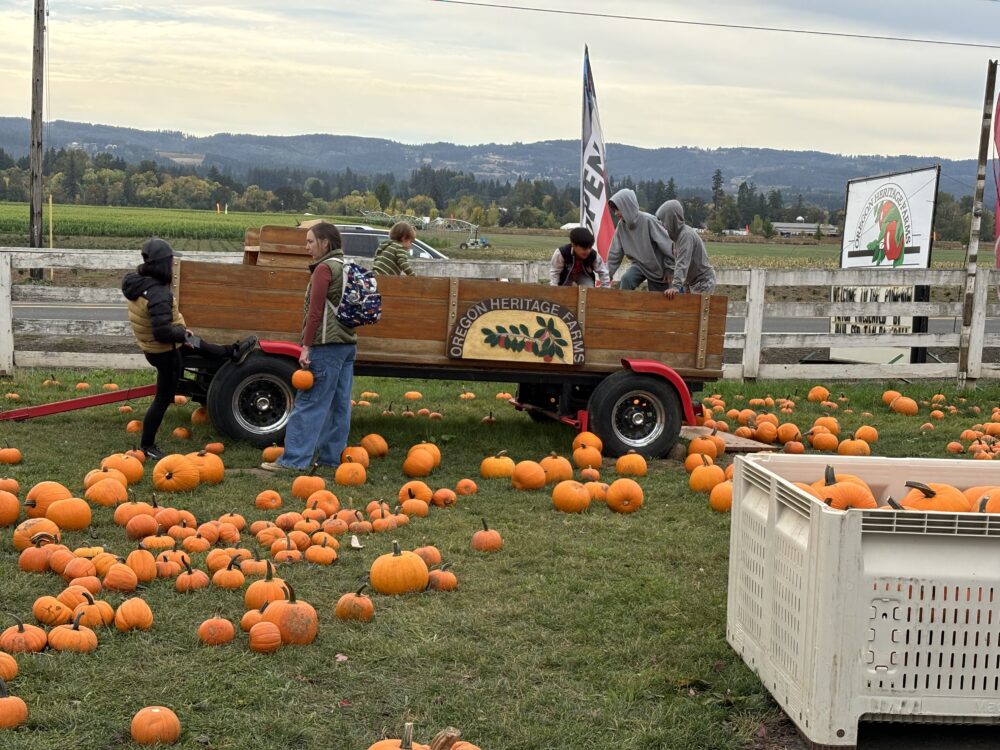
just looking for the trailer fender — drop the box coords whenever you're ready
[258,340,302,361]
[620,358,698,426]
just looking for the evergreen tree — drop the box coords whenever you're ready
[711,169,724,209]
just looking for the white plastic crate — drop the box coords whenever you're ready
[727,453,1000,748]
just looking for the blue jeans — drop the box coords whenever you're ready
[277,343,356,470]
[619,265,670,292]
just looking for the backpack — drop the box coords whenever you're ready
[328,257,382,328]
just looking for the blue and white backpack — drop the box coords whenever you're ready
[329,257,382,328]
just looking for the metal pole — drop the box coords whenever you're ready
[959,59,998,383]
[28,0,45,279]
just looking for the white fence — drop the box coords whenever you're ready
[3,248,1000,382]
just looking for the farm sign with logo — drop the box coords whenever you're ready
[841,166,939,269]
[448,297,585,365]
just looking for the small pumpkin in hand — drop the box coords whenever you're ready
[291,369,314,390]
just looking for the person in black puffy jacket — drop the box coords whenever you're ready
[122,238,256,460]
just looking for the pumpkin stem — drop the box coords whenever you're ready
[81,591,95,605]
[5,613,26,631]
[354,582,368,597]
[886,498,904,510]
[70,610,85,630]
[391,540,402,557]
[480,518,490,532]
[429,727,462,750]
[903,481,935,498]
[182,558,194,575]
[282,582,297,604]
[979,496,990,513]
[226,557,241,572]
[823,465,837,486]
[401,723,414,750]
[264,560,274,581]
[30,532,55,547]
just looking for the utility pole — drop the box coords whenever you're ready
[958,59,998,383]
[28,0,45,279]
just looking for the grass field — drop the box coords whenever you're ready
[0,201,970,267]
[3,371,1000,749]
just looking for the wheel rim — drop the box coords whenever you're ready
[231,373,294,436]
[611,389,665,449]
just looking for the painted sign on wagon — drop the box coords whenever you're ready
[448,297,585,365]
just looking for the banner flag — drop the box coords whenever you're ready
[994,95,999,266]
[581,46,614,259]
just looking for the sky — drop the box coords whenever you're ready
[0,0,998,160]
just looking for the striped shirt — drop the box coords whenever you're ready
[371,240,415,277]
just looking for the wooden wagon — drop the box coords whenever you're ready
[171,226,727,456]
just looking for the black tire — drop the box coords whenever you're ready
[459,243,469,250]
[206,352,298,447]
[482,244,491,249]
[587,371,682,458]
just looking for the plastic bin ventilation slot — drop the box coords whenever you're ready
[727,453,1000,748]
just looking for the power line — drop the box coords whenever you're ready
[428,0,1000,50]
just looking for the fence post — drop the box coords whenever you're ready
[964,267,990,384]
[0,252,12,374]
[741,268,766,380]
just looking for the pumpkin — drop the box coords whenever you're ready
[305,538,338,565]
[606,478,645,513]
[511,460,546,491]
[104,562,139,593]
[261,445,284,463]
[370,540,429,595]
[413,545,442,567]
[248,621,283,654]
[0,447,21,465]
[291,368,314,390]
[615,451,648,477]
[551,480,591,513]
[398,480,433,503]
[335,457,367,486]
[0,615,47,653]
[427,563,459,591]
[0,490,18,527]
[571,444,603,471]
[101,453,144,485]
[175,559,210,593]
[687,436,718,459]
[185,450,225,485]
[255,490,283,510]
[61,556,97,583]
[539,453,574,483]
[291,473,325,500]
[48,611,98,653]
[84,478,129,508]
[32,595,73,626]
[807,385,830,402]
[368,723,430,750]
[0,653,17,682]
[837,438,871,456]
[198,616,235,646]
[0,677,28,729]
[130,706,181,745]
[335,583,375,622]
[73,591,114,628]
[341,446,370,468]
[471,518,503,552]
[899,481,971,512]
[820,478,877,510]
[360,433,389,458]
[854,425,879,443]
[24,481,71,519]
[152,455,200,493]
[244,562,287,609]
[0,478,19,495]
[45,497,91,531]
[890,396,919,416]
[403,448,435,478]
[689,456,725,494]
[431,488,457,508]
[480,451,516,479]
[403,390,423,401]
[261,583,318,644]
[83,466,128,490]
[114,597,154,632]
[18,534,55,573]
[455,478,478,495]
[708,481,734,512]
[212,558,246,589]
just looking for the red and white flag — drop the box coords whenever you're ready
[581,46,614,259]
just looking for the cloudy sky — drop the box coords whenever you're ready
[0,0,998,160]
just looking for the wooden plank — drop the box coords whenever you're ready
[751,362,959,379]
[742,269,766,378]
[0,253,12,373]
[758,332,959,348]
[680,425,776,453]
[764,301,960,318]
[966,267,990,379]
[15,351,153,370]
[584,328,703,353]
[14,319,132,337]
[758,269,964,287]
[11,286,122,304]
[180,304,304,333]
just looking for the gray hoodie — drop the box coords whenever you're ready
[655,200,716,293]
[605,188,674,282]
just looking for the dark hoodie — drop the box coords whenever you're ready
[122,257,187,353]
[655,200,716,293]
[605,188,674,283]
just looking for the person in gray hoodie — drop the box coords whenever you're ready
[605,188,675,291]
[655,199,716,299]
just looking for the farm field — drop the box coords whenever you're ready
[3,372,1000,749]
[0,201,970,266]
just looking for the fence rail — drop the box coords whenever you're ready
[3,249,1000,382]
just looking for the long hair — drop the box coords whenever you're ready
[309,222,342,252]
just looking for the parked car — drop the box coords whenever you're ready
[335,225,448,261]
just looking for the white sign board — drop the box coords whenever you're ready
[841,166,939,269]
[832,167,938,363]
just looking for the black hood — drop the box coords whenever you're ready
[122,271,161,301]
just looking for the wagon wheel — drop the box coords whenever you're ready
[587,371,681,458]
[459,242,469,250]
[206,352,297,446]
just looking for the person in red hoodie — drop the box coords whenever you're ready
[122,238,256,460]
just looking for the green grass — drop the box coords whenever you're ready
[3,372,1000,748]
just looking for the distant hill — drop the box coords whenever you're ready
[0,117,993,206]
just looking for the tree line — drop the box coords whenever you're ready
[0,148,991,242]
